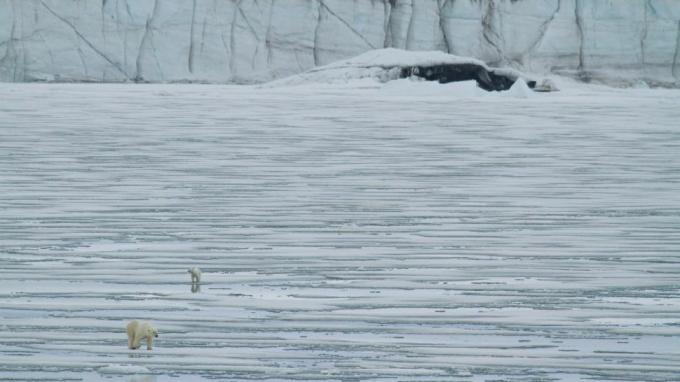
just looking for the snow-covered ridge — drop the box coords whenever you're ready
[269,48,488,86]
[319,48,488,70]
[1,0,679,86]
[268,48,532,91]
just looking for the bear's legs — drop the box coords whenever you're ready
[132,333,145,349]
[146,335,153,350]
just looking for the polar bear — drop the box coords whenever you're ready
[188,267,201,284]
[126,320,158,350]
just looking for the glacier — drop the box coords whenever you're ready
[1,0,680,85]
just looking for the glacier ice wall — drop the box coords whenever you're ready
[1,0,679,85]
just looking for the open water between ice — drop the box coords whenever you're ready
[0,83,679,381]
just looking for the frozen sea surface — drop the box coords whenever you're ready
[0,81,679,382]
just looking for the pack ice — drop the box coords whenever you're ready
[1,77,679,380]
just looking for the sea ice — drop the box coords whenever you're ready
[0,80,678,381]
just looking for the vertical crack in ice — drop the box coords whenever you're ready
[124,0,133,20]
[136,0,160,81]
[527,0,560,60]
[384,0,399,48]
[39,0,130,80]
[481,0,504,63]
[188,0,197,73]
[229,1,239,75]
[9,0,22,81]
[200,16,207,55]
[231,2,264,71]
[313,1,322,66]
[217,0,230,67]
[293,48,304,72]
[318,0,377,49]
[1,25,48,77]
[236,5,262,46]
[20,1,28,80]
[0,17,13,61]
[76,43,89,78]
[641,0,649,68]
[405,0,415,49]
[0,17,17,81]
[36,29,56,76]
[136,18,151,80]
[220,30,229,70]
[438,0,452,53]
[575,0,585,75]
[114,0,121,31]
[117,0,128,70]
[101,0,106,36]
[382,0,392,48]
[265,0,274,66]
[673,21,680,79]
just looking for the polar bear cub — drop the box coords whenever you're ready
[126,320,158,350]
[188,267,201,284]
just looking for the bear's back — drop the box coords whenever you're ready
[127,320,140,335]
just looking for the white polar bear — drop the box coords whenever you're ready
[188,267,201,284]
[126,320,158,350]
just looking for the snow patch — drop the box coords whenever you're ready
[504,79,534,99]
[320,48,487,70]
[268,48,526,90]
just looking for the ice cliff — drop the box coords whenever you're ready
[1,0,679,85]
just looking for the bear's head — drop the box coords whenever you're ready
[148,326,158,338]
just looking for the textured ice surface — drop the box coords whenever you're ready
[1,81,680,381]
[1,0,680,85]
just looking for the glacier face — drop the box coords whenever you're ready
[1,0,679,85]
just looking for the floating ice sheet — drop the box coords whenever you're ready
[0,82,679,381]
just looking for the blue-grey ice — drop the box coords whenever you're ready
[0,80,679,381]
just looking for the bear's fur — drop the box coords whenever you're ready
[126,320,158,350]
[188,267,201,284]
